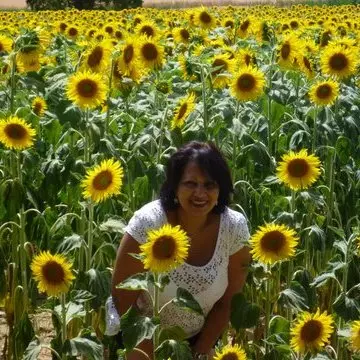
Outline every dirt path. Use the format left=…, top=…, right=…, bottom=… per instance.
left=0, top=310, right=53, bottom=360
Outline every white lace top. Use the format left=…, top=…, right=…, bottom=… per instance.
left=106, top=200, right=249, bottom=338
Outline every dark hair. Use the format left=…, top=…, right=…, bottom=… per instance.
left=160, top=141, right=233, bottom=214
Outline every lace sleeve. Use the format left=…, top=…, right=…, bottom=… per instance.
left=229, top=210, right=250, bottom=255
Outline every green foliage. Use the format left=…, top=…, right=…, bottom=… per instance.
left=26, top=0, right=72, bottom=10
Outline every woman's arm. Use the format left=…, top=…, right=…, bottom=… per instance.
left=191, top=246, right=252, bottom=355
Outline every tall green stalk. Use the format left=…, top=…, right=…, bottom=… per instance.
left=61, top=293, right=67, bottom=360
left=264, top=264, right=271, bottom=354
left=9, top=52, right=17, bottom=114
left=311, top=107, right=318, bottom=153
left=153, top=274, right=160, bottom=359
left=200, top=66, right=209, bottom=138
left=105, top=59, right=115, bottom=136
left=16, top=152, right=29, bottom=312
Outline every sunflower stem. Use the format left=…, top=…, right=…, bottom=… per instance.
left=200, top=65, right=209, bottom=138
left=9, top=52, right=17, bottom=114
left=326, top=148, right=336, bottom=230
left=61, top=293, right=67, bottom=360
left=105, top=59, right=115, bottom=136
left=16, top=152, right=29, bottom=313
left=311, top=107, right=318, bottom=153
left=84, top=109, right=90, bottom=164
left=153, top=273, right=160, bottom=359
left=264, top=264, right=271, bottom=354
left=85, top=201, right=94, bottom=327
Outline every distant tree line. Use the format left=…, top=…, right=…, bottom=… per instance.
left=26, top=0, right=143, bottom=10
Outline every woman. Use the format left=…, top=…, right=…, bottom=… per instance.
left=109, top=141, right=251, bottom=359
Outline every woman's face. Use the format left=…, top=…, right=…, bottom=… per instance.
left=176, top=161, right=219, bottom=218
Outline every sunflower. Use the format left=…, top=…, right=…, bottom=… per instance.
left=81, top=158, right=124, bottom=203
left=193, top=7, right=216, bottom=29
left=0, top=34, right=13, bottom=54
left=16, top=49, right=41, bottom=73
left=236, top=48, right=256, bottom=67
left=138, top=36, right=164, bottom=70
left=81, top=41, right=112, bottom=73
left=230, top=66, right=265, bottom=102
left=170, top=93, right=196, bottom=130
left=276, top=149, right=321, bottom=191
left=31, top=251, right=75, bottom=297
left=0, top=116, right=36, bottom=150
left=135, top=20, right=159, bottom=38
left=298, top=55, right=315, bottom=79
left=213, top=344, right=247, bottom=360
left=250, top=223, right=298, bottom=264
left=350, top=320, right=360, bottom=352
left=139, top=224, right=190, bottom=273
left=320, top=45, right=357, bottom=79
left=290, top=309, right=334, bottom=354
left=277, top=34, right=303, bottom=70
left=173, top=27, right=191, bottom=44
left=237, top=17, right=253, bottom=39
left=210, top=54, right=236, bottom=89
left=66, top=70, right=108, bottom=109
left=118, top=37, right=143, bottom=81
left=32, top=96, right=47, bottom=116
left=309, top=80, right=339, bottom=106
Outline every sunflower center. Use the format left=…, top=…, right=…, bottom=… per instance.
left=141, top=25, right=154, bottom=37
left=237, top=74, right=255, bottom=91
left=300, top=320, right=322, bottom=343
left=68, top=28, right=78, bottom=37
left=105, top=26, right=113, bottom=34
left=60, top=23, right=67, bottom=32
left=115, top=30, right=123, bottom=40
left=200, top=11, right=211, bottom=24
left=225, top=20, right=234, bottom=28
left=87, top=47, right=103, bottom=68
left=303, top=56, right=312, bottom=71
left=177, top=103, right=188, bottom=120
left=124, top=45, right=134, bottom=64
left=180, top=29, right=190, bottom=41
left=152, top=236, right=176, bottom=260
left=240, top=19, right=250, bottom=31
left=287, top=158, right=309, bottom=178
left=42, top=260, right=65, bottom=284
left=290, top=20, right=299, bottom=29
left=33, top=102, right=42, bottom=116
left=142, top=43, right=158, bottom=61
left=316, top=84, right=332, bottom=99
left=221, top=353, right=239, bottom=360
left=93, top=170, right=113, bottom=190
left=5, top=124, right=26, bottom=140
left=260, top=230, right=286, bottom=253
left=281, top=43, right=290, bottom=59
left=77, top=79, right=98, bottom=98
left=212, top=58, right=227, bottom=75
left=245, top=54, right=251, bottom=66
left=329, top=53, right=348, bottom=71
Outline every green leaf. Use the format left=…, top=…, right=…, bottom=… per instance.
left=311, top=272, right=340, bottom=288
left=335, top=136, right=351, bottom=164
left=63, top=337, right=103, bottom=360
left=158, top=326, right=187, bottom=344
left=57, top=233, right=83, bottom=254
left=54, top=302, right=85, bottom=325
left=99, top=218, right=126, bottom=233
left=23, top=338, right=42, bottom=360
left=278, top=281, right=308, bottom=311
left=230, top=293, right=261, bottom=330
left=268, top=316, right=290, bottom=344
left=155, top=339, right=193, bottom=360
left=116, top=272, right=149, bottom=291
left=173, top=288, right=204, bottom=316
left=70, top=290, right=96, bottom=304
left=120, top=306, right=158, bottom=351
left=333, top=292, right=360, bottom=321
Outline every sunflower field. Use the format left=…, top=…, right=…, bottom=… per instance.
left=0, top=3, right=360, bottom=360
